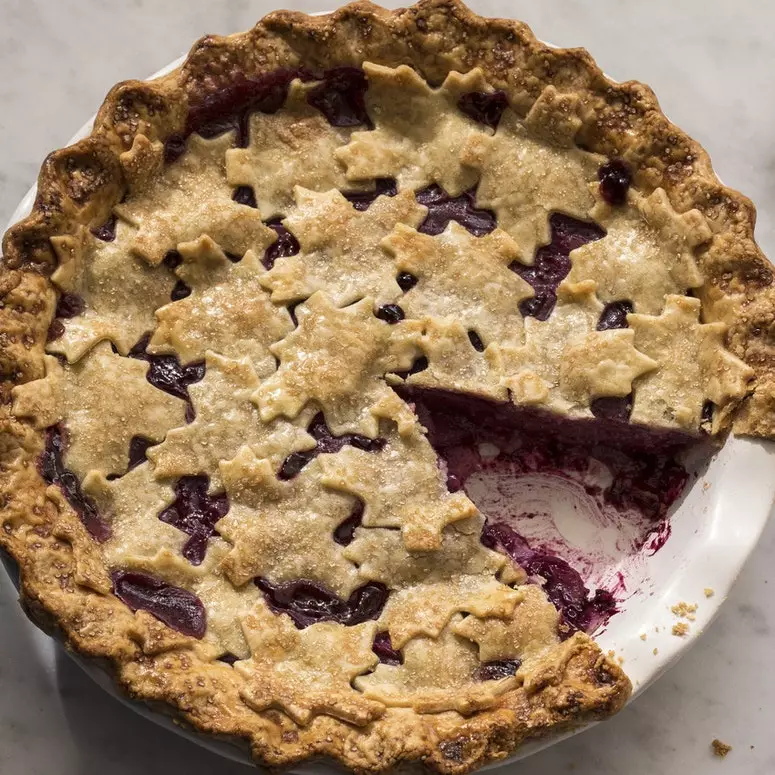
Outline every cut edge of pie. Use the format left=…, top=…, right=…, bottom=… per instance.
left=1, top=1, right=773, bottom=772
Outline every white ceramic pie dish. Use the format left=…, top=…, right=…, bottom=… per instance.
left=3, top=41, right=775, bottom=772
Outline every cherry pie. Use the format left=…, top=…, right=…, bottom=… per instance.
left=1, top=1, right=773, bottom=771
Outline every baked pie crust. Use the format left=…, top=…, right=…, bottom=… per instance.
left=1, top=1, right=773, bottom=772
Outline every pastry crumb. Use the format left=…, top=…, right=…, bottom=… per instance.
left=671, top=601, right=697, bottom=621
left=672, top=622, right=689, bottom=637
left=704, top=588, right=715, bottom=598
left=640, top=633, right=647, bottom=641
left=711, top=739, right=732, bottom=758
left=652, top=647, right=659, bottom=655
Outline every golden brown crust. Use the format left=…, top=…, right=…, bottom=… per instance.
left=5, top=0, right=772, bottom=770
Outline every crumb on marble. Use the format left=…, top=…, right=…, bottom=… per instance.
left=672, top=622, right=690, bottom=637
left=711, top=739, right=732, bottom=758
left=704, top=588, right=715, bottom=598
left=653, top=647, right=659, bottom=655
left=640, top=633, right=647, bottom=641
left=671, top=601, right=698, bottom=621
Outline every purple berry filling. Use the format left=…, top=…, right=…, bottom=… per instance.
left=39, top=426, right=110, bottom=541
left=598, top=159, right=632, bottom=206
left=467, top=330, right=485, bottom=352
left=590, top=396, right=633, bottom=423
left=376, top=304, right=405, bottom=324
left=512, top=213, right=606, bottom=320
left=279, top=413, right=386, bottom=480
left=372, top=631, right=403, bottom=665
left=481, top=522, right=617, bottom=635
left=597, top=301, right=634, bottom=331
left=91, top=214, right=117, bottom=242
left=344, top=178, right=398, bottom=211
left=416, top=185, right=496, bottom=237
left=158, top=476, right=229, bottom=565
left=306, top=67, right=371, bottom=127
left=396, top=271, right=418, bottom=292
left=128, top=334, right=205, bottom=418
left=186, top=68, right=312, bottom=147
left=255, top=578, right=388, bottom=629
left=218, top=653, right=239, bottom=666
left=263, top=219, right=301, bottom=270
left=333, top=502, right=364, bottom=546
left=233, top=185, right=258, bottom=208
left=170, top=280, right=191, bottom=301
left=163, top=134, right=188, bottom=164
left=56, top=293, right=85, bottom=319
left=457, top=90, right=509, bottom=129
left=474, top=658, right=521, bottom=681
left=391, top=356, right=429, bottom=382
left=112, top=570, right=206, bottom=638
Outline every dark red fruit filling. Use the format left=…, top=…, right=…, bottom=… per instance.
left=333, top=502, right=364, bottom=546
left=590, top=396, right=632, bottom=423
left=474, top=658, right=521, bottom=681
left=170, top=280, right=191, bottom=301
left=392, top=356, right=429, bottom=382
left=457, top=91, right=509, bottom=129
left=512, top=214, right=606, bottom=320
left=416, top=185, right=496, bottom=237
left=185, top=68, right=313, bottom=147
left=47, top=292, right=87, bottom=342
left=39, top=426, right=110, bottom=541
left=343, top=178, right=398, bottom=211
left=56, top=292, right=85, bottom=319
left=233, top=185, right=258, bottom=208
left=306, top=67, right=370, bottom=127
left=597, top=301, right=634, bottom=331
left=163, top=134, right=188, bottom=164
left=158, top=476, right=229, bottom=565
left=372, top=631, right=403, bottom=665
left=401, top=388, right=693, bottom=633
left=482, top=523, right=617, bottom=635
left=91, top=214, right=117, bottom=242
left=128, top=334, right=205, bottom=419
left=263, top=219, right=301, bottom=270
left=279, top=413, right=386, bottom=480
left=162, top=250, right=183, bottom=270
left=112, top=570, right=206, bottom=638
left=218, top=653, right=239, bottom=666
left=107, top=436, right=156, bottom=481
left=598, top=159, right=632, bottom=206
left=376, top=304, right=405, bottom=324
left=255, top=578, right=388, bottom=629
left=467, top=330, right=485, bottom=352
left=396, top=271, right=418, bottom=292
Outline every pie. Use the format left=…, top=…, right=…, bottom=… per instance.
left=1, top=1, right=772, bottom=772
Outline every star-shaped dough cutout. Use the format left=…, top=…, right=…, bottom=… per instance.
left=395, top=319, right=506, bottom=400
left=253, top=293, right=420, bottom=437
left=489, top=280, right=657, bottom=417
left=566, top=187, right=710, bottom=314
left=48, top=221, right=176, bottom=362
left=336, top=64, right=493, bottom=195
left=226, top=81, right=368, bottom=219
left=82, top=463, right=182, bottom=564
left=216, top=447, right=359, bottom=594
left=452, top=584, right=561, bottom=669
left=236, top=600, right=383, bottom=726
left=12, top=342, right=187, bottom=478
left=384, top=221, right=533, bottom=347
left=261, top=187, right=426, bottom=306
left=148, top=235, right=291, bottom=376
left=629, top=294, right=753, bottom=431
left=115, top=132, right=268, bottom=265
left=461, top=108, right=601, bottom=258
left=147, top=351, right=314, bottom=490
left=345, top=516, right=506, bottom=587
left=379, top=575, right=520, bottom=649
left=355, top=616, right=515, bottom=714
left=319, top=423, right=478, bottom=551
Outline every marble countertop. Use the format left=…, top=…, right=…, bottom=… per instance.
left=1, top=1, right=774, bottom=773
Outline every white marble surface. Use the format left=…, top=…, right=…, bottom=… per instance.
left=1, top=1, right=774, bottom=773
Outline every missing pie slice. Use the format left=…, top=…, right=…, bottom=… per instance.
left=1, top=1, right=772, bottom=772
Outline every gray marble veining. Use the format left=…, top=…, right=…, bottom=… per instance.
left=1, top=2, right=774, bottom=773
